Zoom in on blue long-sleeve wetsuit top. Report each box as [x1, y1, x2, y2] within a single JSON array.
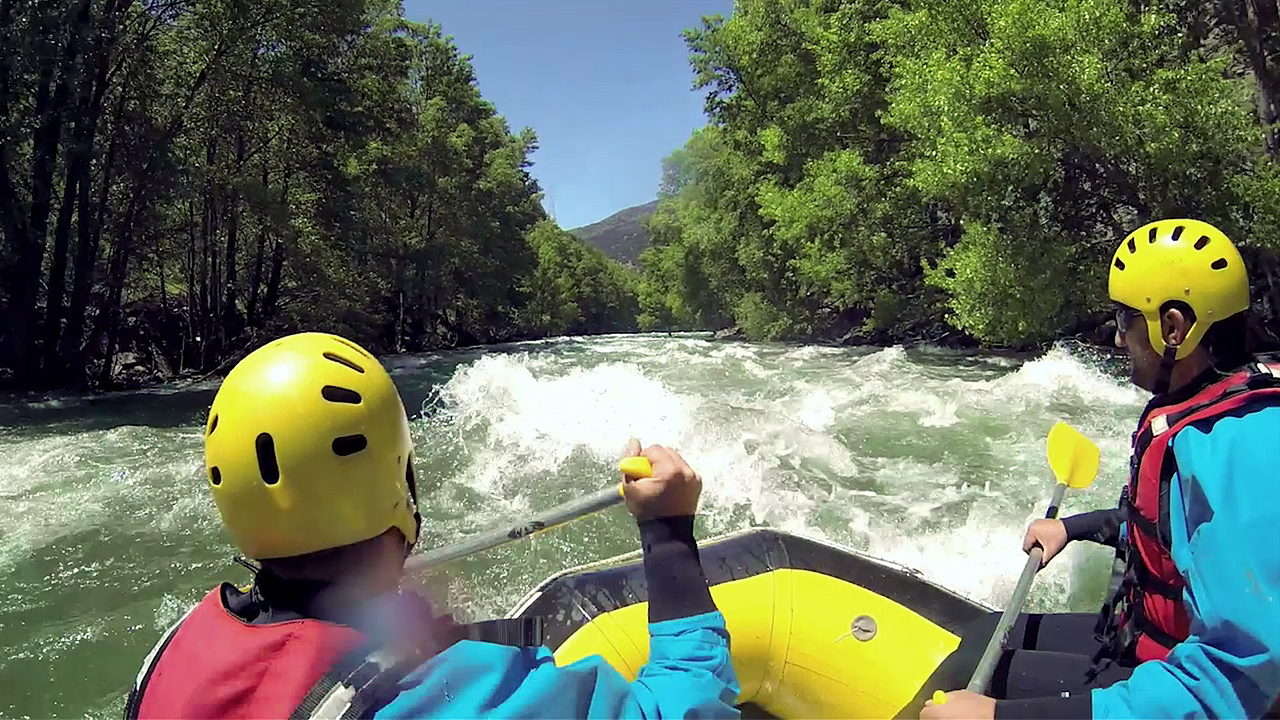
[[373, 515, 742, 719], [998, 395, 1280, 719]]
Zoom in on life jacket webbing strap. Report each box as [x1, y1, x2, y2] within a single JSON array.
[[289, 647, 404, 720], [1133, 360, 1280, 453], [290, 617, 546, 720], [1129, 597, 1182, 651], [1156, 448, 1176, 548], [1094, 361, 1280, 663], [1113, 528, 1182, 599], [1150, 413, 1170, 435], [1129, 368, 1280, 560]]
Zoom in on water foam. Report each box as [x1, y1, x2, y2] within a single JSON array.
[[414, 336, 1143, 612], [0, 333, 1150, 719], [422, 354, 696, 487], [0, 425, 212, 573]]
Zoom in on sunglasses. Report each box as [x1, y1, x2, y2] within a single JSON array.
[[1115, 307, 1142, 334]]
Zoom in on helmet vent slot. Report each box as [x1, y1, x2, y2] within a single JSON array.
[[322, 386, 362, 404], [1127, 237, 1136, 254], [1212, 258, 1229, 270], [256, 433, 281, 485], [332, 434, 368, 457], [334, 338, 374, 360], [324, 352, 365, 374], [1148, 227, 1159, 243], [1170, 225, 1186, 241], [1114, 258, 1126, 271], [207, 414, 218, 436], [1195, 235, 1211, 250], [210, 467, 221, 485]]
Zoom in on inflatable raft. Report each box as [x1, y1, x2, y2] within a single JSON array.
[[507, 527, 991, 719]]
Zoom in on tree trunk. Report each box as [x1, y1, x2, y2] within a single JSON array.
[[0, 0, 25, 277], [96, 210, 136, 386], [263, 238, 285, 321], [42, 11, 116, 378], [157, 241, 167, 308], [1229, 0, 1280, 155], [43, 154, 80, 383], [61, 86, 124, 379], [1246, 0, 1279, 156], [247, 163, 268, 328], [222, 131, 244, 344], [0, 0, 16, 122], [12, 11, 70, 383], [90, 48, 219, 383], [261, 167, 290, 322], [58, 0, 134, 371], [199, 174, 212, 366], [185, 199, 196, 366]]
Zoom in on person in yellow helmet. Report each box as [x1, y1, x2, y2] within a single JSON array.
[[915, 219, 1280, 720], [123, 332, 740, 720]]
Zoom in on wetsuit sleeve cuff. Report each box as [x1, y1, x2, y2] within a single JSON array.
[[638, 515, 715, 624], [1062, 508, 1125, 546], [995, 694, 1091, 720]]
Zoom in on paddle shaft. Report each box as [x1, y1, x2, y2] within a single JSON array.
[[966, 481, 1070, 693], [405, 484, 624, 572]]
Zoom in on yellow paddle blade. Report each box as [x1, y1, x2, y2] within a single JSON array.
[[619, 456, 654, 478], [1047, 421, 1100, 489]]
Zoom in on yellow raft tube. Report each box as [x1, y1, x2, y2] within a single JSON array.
[[506, 527, 992, 719]]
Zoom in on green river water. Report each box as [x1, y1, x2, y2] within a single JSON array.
[[0, 333, 1148, 718]]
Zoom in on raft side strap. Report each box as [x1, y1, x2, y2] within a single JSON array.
[[454, 616, 544, 647]]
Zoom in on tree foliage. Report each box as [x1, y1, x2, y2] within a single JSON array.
[[640, 0, 1280, 348], [0, 0, 638, 390], [523, 221, 640, 336]]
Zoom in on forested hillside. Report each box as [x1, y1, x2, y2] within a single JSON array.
[[0, 0, 638, 391], [569, 199, 659, 264], [6, 0, 1278, 392], [637, 0, 1280, 348]]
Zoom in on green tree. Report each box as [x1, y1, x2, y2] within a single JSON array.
[[642, 0, 1280, 348], [0, 0, 640, 391]]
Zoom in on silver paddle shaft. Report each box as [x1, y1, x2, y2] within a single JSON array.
[[967, 481, 1069, 693], [405, 484, 624, 572]]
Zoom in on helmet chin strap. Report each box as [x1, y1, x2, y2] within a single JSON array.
[[1153, 342, 1180, 395], [234, 555, 262, 575]]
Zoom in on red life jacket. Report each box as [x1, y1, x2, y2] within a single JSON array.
[[125, 583, 544, 720], [1098, 358, 1280, 663], [128, 586, 364, 720]]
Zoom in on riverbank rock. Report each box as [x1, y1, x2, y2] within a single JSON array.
[[110, 352, 152, 387]]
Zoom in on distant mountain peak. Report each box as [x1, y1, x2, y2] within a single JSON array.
[[568, 199, 659, 265]]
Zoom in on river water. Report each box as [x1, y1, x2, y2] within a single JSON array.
[[0, 333, 1147, 718]]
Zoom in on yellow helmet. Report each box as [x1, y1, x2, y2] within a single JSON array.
[[1108, 218, 1250, 360], [203, 332, 420, 560]]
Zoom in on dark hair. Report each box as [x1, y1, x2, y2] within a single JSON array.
[[260, 529, 405, 580], [1201, 312, 1252, 370], [1161, 301, 1253, 370]]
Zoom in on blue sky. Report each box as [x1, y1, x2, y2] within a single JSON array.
[[402, 0, 736, 230]]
